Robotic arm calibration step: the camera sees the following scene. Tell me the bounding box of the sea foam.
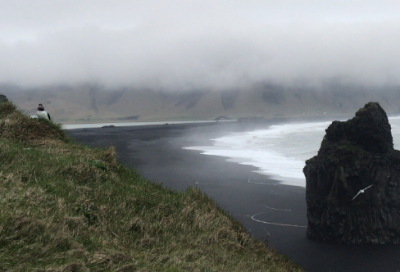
[185,117,400,187]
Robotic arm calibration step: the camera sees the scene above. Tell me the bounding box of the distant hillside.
[2,82,400,122]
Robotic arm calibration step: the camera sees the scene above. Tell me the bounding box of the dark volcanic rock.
[0,93,8,103]
[304,102,400,244]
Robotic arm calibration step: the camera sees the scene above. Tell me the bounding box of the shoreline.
[62,114,352,130]
[67,121,400,272]
[62,119,233,130]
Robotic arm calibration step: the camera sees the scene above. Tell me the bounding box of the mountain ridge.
[2,82,400,122]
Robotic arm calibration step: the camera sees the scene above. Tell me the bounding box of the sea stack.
[304,102,400,244]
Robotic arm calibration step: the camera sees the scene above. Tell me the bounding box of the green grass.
[0,102,303,271]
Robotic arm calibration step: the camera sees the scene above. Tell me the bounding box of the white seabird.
[37,104,51,121]
[352,184,373,200]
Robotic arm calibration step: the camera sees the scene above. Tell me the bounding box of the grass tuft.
[0,102,69,145]
[0,102,303,271]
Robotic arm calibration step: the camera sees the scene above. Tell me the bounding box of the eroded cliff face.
[304,102,400,244]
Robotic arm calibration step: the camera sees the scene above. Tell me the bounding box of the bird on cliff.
[37,103,51,121]
[352,184,374,200]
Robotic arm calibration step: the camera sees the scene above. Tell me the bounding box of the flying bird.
[37,104,51,121]
[352,184,373,200]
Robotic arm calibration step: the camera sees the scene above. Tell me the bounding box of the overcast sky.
[1,0,400,90]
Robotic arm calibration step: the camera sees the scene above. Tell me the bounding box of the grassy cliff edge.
[0,102,302,271]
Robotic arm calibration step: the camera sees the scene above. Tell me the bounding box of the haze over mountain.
[3,82,400,122]
[1,1,400,121]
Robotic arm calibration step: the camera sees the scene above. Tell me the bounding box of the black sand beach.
[68,122,400,272]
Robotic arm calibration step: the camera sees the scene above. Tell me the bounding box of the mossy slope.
[0,102,302,271]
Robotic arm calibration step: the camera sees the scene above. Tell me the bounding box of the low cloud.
[1,1,400,90]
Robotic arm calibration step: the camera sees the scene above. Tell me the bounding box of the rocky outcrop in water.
[304,102,400,244]
[0,93,8,103]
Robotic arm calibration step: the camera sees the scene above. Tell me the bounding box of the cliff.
[0,101,302,271]
[304,102,400,244]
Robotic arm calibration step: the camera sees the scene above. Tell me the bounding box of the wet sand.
[67,122,400,272]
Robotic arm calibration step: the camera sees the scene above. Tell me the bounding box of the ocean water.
[62,120,225,130]
[185,116,400,187]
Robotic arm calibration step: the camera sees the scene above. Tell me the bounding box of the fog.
[1,0,400,90]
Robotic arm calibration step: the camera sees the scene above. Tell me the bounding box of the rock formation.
[0,93,8,103]
[304,102,400,244]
